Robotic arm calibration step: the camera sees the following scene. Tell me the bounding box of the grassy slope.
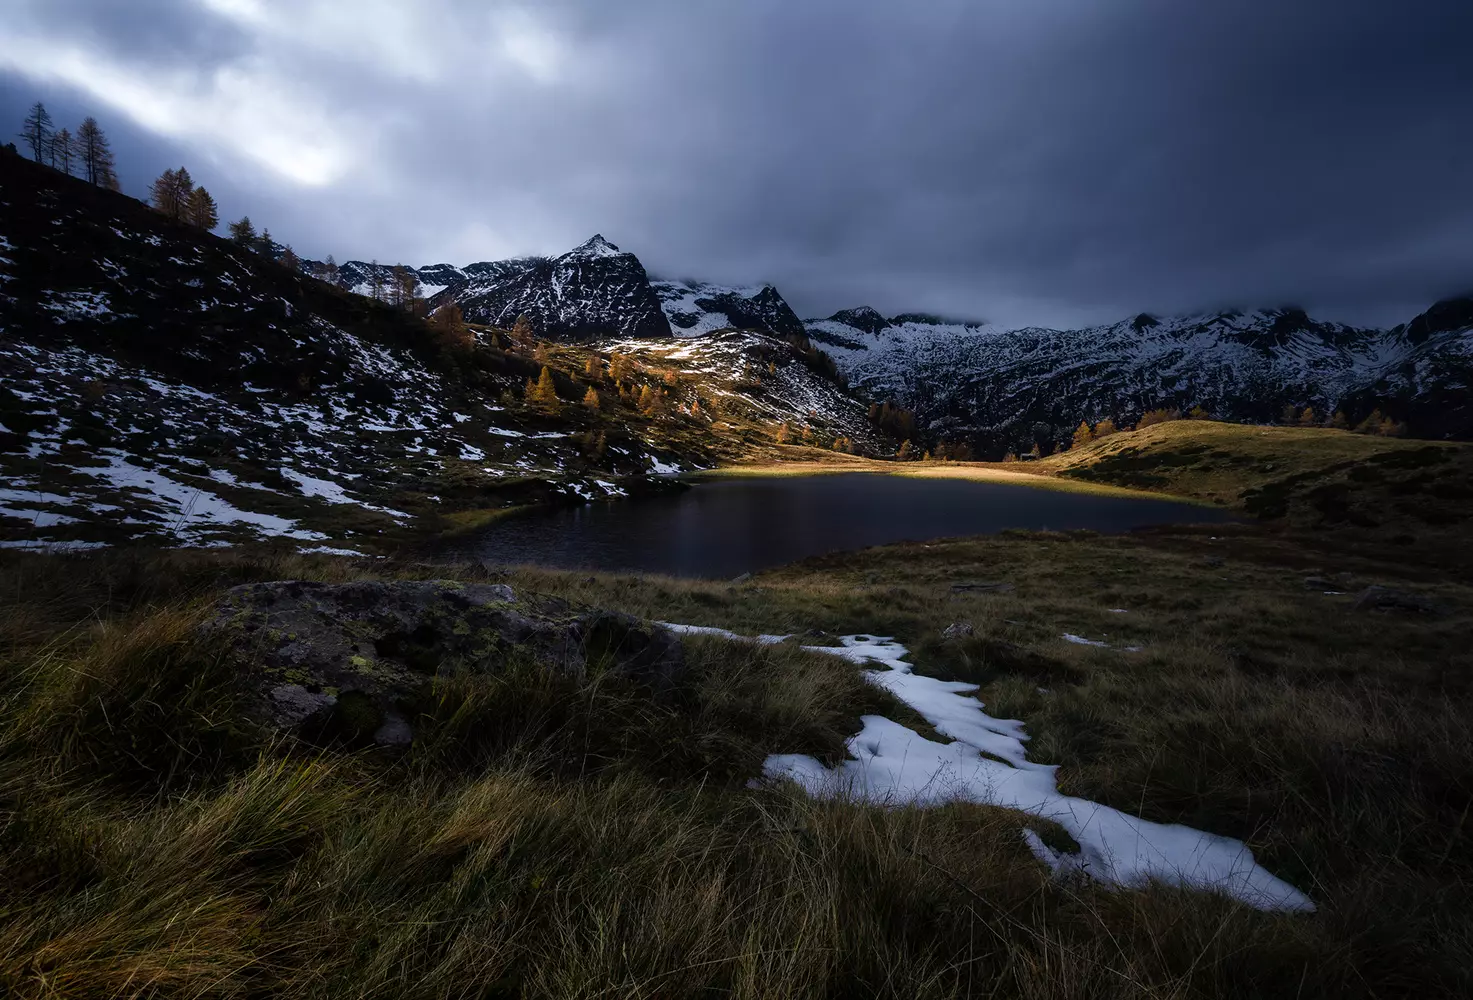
[2,491,1471,997]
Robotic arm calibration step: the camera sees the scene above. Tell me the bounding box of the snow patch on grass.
[669,627,1314,912]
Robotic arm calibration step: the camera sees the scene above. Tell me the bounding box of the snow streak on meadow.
[669,626,1314,912]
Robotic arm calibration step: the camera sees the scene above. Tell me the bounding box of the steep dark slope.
[0,157,668,550]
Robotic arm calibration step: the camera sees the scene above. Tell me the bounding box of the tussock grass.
[1,523,1471,996]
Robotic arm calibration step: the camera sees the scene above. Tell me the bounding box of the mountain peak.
[567,234,624,259]
[826,306,892,336]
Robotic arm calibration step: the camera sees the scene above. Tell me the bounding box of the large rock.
[206,580,686,747]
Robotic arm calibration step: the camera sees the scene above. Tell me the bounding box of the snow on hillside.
[652,279,806,340]
[806,302,1473,447]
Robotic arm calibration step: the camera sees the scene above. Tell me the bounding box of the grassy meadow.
[1,420,1471,997]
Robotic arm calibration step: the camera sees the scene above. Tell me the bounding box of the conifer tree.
[228,216,257,246]
[257,229,278,260]
[52,128,74,174]
[430,303,474,354]
[1299,406,1318,426]
[534,366,561,414]
[584,355,604,380]
[150,167,193,220]
[368,261,385,300]
[186,187,219,231]
[690,398,702,419]
[75,117,114,185]
[1094,417,1118,438]
[1072,420,1094,449]
[583,385,600,411]
[896,440,913,460]
[534,342,551,363]
[20,102,52,162]
[512,313,536,349]
[638,384,663,415]
[1330,410,1349,430]
[280,245,300,271]
[1281,404,1300,425]
[322,254,342,288]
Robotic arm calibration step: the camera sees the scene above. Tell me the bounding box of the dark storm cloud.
[3,0,1471,327]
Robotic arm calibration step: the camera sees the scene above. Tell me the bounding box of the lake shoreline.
[684,458,1224,507]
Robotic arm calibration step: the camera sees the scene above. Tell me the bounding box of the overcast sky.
[3,0,1471,328]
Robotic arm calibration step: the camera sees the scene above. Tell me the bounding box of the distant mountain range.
[315,242,1473,449]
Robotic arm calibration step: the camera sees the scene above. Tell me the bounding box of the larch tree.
[511,313,536,349]
[322,255,342,288]
[75,117,114,186]
[533,366,561,413]
[228,216,257,246]
[150,167,194,220]
[584,355,604,380]
[186,187,219,231]
[1071,420,1094,450]
[430,303,474,354]
[280,246,300,271]
[398,267,421,312]
[368,261,385,301]
[582,385,601,411]
[896,440,913,460]
[51,128,74,174]
[21,102,52,162]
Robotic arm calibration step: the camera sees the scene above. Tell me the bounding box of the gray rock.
[205,579,686,747]
[730,572,753,584]
[941,622,975,640]
[1352,585,1447,617]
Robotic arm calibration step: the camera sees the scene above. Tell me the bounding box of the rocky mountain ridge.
[338,233,1470,451]
[807,300,1472,450]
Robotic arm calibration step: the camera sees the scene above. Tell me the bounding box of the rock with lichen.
[204,579,685,748]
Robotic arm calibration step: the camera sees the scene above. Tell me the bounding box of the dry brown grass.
[0,518,1470,997]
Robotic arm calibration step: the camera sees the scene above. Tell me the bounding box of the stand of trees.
[18,102,117,188]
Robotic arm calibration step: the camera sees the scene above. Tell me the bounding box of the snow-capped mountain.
[805,302,1473,448]
[420,235,672,340]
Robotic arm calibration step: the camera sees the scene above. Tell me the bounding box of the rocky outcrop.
[206,580,686,747]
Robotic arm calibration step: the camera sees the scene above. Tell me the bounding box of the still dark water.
[460,474,1231,579]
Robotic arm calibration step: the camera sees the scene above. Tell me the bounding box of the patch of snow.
[0,505,79,527]
[660,623,793,645]
[280,466,411,521]
[74,452,326,542]
[298,545,369,557]
[1062,633,1109,648]
[671,628,1312,912]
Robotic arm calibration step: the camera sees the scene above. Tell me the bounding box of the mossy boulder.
[206,580,685,747]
